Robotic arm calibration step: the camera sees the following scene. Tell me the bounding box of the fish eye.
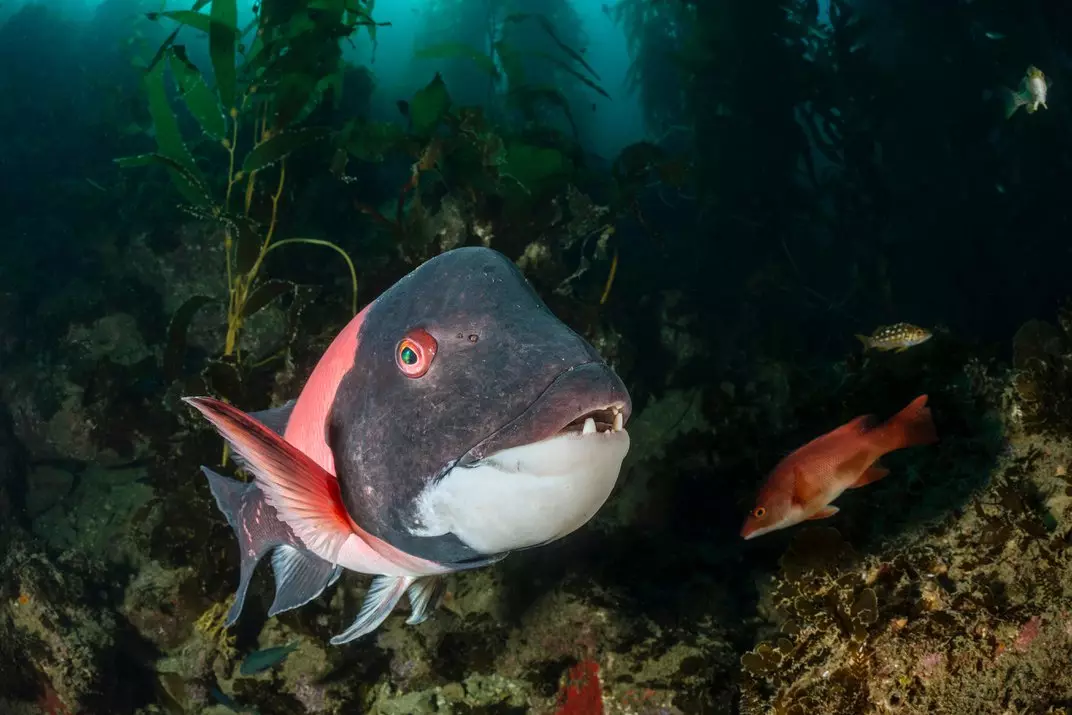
[396,328,438,378]
[753,506,767,519]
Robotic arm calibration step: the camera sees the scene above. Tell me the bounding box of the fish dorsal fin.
[250,399,297,437]
[184,396,356,563]
[828,415,877,438]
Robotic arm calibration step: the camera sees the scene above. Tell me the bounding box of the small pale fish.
[855,323,932,353]
[1002,65,1050,119]
[239,642,299,676]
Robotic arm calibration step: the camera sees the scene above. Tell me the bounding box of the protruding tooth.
[582,417,597,435]
[613,412,624,432]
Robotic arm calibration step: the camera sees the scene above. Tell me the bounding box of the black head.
[328,247,631,565]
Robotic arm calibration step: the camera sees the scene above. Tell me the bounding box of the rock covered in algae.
[739,358,1072,714]
[0,536,118,713]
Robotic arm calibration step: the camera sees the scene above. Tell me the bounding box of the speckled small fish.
[1003,65,1050,119]
[854,323,932,353]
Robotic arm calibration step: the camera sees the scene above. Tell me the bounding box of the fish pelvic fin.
[875,394,938,454]
[330,575,416,645]
[184,396,355,563]
[854,334,872,351]
[267,544,342,617]
[203,467,285,627]
[406,576,448,625]
[806,505,839,521]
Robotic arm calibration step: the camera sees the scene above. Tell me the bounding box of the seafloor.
[3,218,1072,715]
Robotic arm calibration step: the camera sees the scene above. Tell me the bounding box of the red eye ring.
[753,507,767,519]
[396,328,438,378]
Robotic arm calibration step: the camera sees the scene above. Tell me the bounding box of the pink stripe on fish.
[284,305,369,475]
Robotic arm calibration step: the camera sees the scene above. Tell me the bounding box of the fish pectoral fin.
[406,576,448,625]
[838,450,874,478]
[330,575,416,645]
[850,465,890,488]
[184,396,354,562]
[806,505,840,521]
[267,544,342,617]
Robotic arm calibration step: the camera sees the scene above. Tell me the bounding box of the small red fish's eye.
[753,507,766,519]
[396,328,437,378]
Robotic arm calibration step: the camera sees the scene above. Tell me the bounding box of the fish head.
[740,464,799,540]
[907,325,933,346]
[330,246,631,566]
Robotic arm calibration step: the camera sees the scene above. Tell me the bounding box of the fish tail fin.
[203,467,283,627]
[267,544,342,618]
[1002,87,1024,119]
[876,394,938,454]
[329,575,415,645]
[854,334,872,351]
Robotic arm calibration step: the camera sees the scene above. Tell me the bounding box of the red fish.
[184,247,632,644]
[741,395,938,540]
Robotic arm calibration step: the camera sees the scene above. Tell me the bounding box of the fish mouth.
[558,404,627,436]
[457,361,632,467]
[409,362,632,555]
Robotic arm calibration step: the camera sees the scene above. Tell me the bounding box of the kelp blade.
[141,64,211,206]
[169,47,226,139]
[241,127,332,174]
[210,0,238,111]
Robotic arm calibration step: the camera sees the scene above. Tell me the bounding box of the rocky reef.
[4,202,1072,714]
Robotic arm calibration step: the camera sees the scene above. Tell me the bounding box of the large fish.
[184,247,632,644]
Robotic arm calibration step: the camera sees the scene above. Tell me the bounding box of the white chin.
[409,429,630,554]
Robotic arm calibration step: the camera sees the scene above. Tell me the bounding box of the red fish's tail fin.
[875,394,938,453]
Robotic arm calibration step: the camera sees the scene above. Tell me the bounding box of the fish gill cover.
[2,0,1072,713]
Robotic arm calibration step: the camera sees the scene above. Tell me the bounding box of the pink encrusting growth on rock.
[554,660,604,715]
[1014,615,1042,652]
